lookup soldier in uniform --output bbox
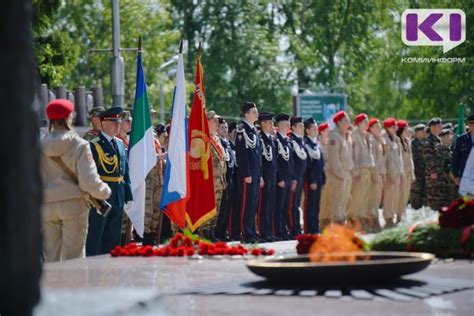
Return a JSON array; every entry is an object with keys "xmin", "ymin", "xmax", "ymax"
[
  {"xmin": 367, "ymin": 118, "xmax": 385, "ymax": 232},
  {"xmin": 423, "ymin": 118, "xmax": 449, "ymax": 210},
  {"xmin": 155, "ymin": 124, "xmax": 172, "ymax": 242},
  {"xmin": 439, "ymin": 129, "xmax": 458, "ymax": 202},
  {"xmin": 273, "ymin": 114, "xmax": 293, "ymax": 239},
  {"xmin": 303, "ymin": 118, "xmax": 324, "ymax": 234},
  {"xmin": 382, "ymin": 118, "xmax": 403, "ymax": 228},
  {"xmin": 83, "ymin": 106, "xmax": 105, "ymax": 141},
  {"xmin": 452, "ymin": 114, "xmax": 474, "ymax": 191},
  {"xmin": 235, "ymin": 102, "xmax": 262, "ymax": 243},
  {"xmin": 227, "ymin": 122, "xmax": 242, "ymax": 241},
  {"xmin": 287, "ymin": 116, "xmax": 308, "ymax": 236},
  {"xmin": 116, "ymin": 110, "xmax": 132, "ymax": 147},
  {"xmin": 396, "ymin": 120, "xmax": 415, "ymax": 223},
  {"xmin": 86, "ymin": 107, "xmax": 134, "ymax": 256},
  {"xmin": 214, "ymin": 117, "xmax": 237, "ymax": 241},
  {"xmin": 348, "ymin": 113, "xmax": 374, "ymax": 230},
  {"xmin": 256, "ymin": 112, "xmax": 277, "ymax": 241},
  {"xmin": 327, "ymin": 111, "xmax": 353, "ymax": 225},
  {"xmin": 143, "ymin": 123, "xmax": 167, "ymax": 245},
  {"xmin": 317, "ymin": 123, "xmax": 331, "ymax": 231},
  {"xmin": 410, "ymin": 124, "xmax": 427, "ymax": 209}
]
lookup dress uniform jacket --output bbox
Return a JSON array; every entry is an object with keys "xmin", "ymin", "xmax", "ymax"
[
  {"xmin": 275, "ymin": 132, "xmax": 293, "ymax": 237},
  {"xmin": 258, "ymin": 132, "xmax": 277, "ymax": 239},
  {"xmin": 86, "ymin": 132, "xmax": 133, "ymax": 256},
  {"xmin": 288, "ymin": 133, "xmax": 308, "ymax": 235},
  {"xmin": 303, "ymin": 136, "xmax": 324, "ymax": 233}
]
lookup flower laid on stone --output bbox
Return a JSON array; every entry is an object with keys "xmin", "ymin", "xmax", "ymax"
[{"xmin": 110, "ymin": 232, "xmax": 275, "ymax": 258}]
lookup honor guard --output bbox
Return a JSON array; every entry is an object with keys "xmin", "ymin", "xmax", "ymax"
[
  {"xmin": 256, "ymin": 112, "xmax": 277, "ymax": 241},
  {"xmin": 83, "ymin": 106, "xmax": 105, "ymax": 141},
  {"xmin": 410, "ymin": 124, "xmax": 427, "ymax": 209},
  {"xmin": 303, "ymin": 118, "xmax": 324, "ymax": 234},
  {"xmin": 86, "ymin": 107, "xmax": 134, "ymax": 256},
  {"xmin": 214, "ymin": 118, "xmax": 237, "ymax": 241},
  {"xmin": 235, "ymin": 101, "xmax": 262, "ymax": 243},
  {"xmin": 274, "ymin": 114, "xmax": 293, "ymax": 240},
  {"xmin": 227, "ymin": 122, "xmax": 242, "ymax": 241},
  {"xmin": 287, "ymin": 117, "xmax": 307, "ymax": 237}
]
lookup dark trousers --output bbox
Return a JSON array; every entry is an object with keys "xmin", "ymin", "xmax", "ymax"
[
  {"xmin": 303, "ymin": 181, "xmax": 322, "ymax": 234},
  {"xmin": 257, "ymin": 175, "xmax": 276, "ymax": 238},
  {"xmin": 86, "ymin": 206, "xmax": 123, "ymax": 256},
  {"xmin": 240, "ymin": 175, "xmax": 260, "ymax": 240},
  {"xmin": 274, "ymin": 179, "xmax": 291, "ymax": 237},
  {"xmin": 214, "ymin": 179, "xmax": 234, "ymax": 238},
  {"xmin": 229, "ymin": 173, "xmax": 241, "ymax": 240},
  {"xmin": 288, "ymin": 178, "xmax": 304, "ymax": 236}
]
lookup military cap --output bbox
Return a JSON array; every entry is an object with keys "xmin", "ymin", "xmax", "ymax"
[
  {"xmin": 427, "ymin": 117, "xmax": 442, "ymax": 126},
  {"xmin": 439, "ymin": 129, "xmax": 451, "ymax": 137},
  {"xmin": 414, "ymin": 124, "xmax": 426, "ymax": 132},
  {"xmin": 275, "ymin": 113, "xmax": 290, "ymax": 122},
  {"xmin": 228, "ymin": 122, "xmax": 237, "ymax": 133},
  {"xmin": 99, "ymin": 106, "xmax": 123, "ymax": 122},
  {"xmin": 149, "ymin": 106, "xmax": 157, "ymax": 114},
  {"xmin": 290, "ymin": 116, "xmax": 303, "ymax": 126},
  {"xmin": 303, "ymin": 117, "xmax": 316, "ymax": 129},
  {"xmin": 442, "ymin": 122, "xmax": 453, "ymax": 130},
  {"xmin": 155, "ymin": 123, "xmax": 166, "ymax": 136},
  {"xmin": 383, "ymin": 118, "xmax": 397, "ymax": 129},
  {"xmin": 368, "ymin": 118, "xmax": 380, "ymax": 129},
  {"xmin": 397, "ymin": 120, "xmax": 408, "ymax": 129},
  {"xmin": 354, "ymin": 113, "xmax": 368, "ymax": 125},
  {"xmin": 467, "ymin": 114, "xmax": 474, "ymax": 123},
  {"xmin": 333, "ymin": 111, "xmax": 348, "ymax": 124},
  {"xmin": 318, "ymin": 122, "xmax": 329, "ymax": 133},
  {"xmin": 88, "ymin": 106, "xmax": 105, "ymax": 118},
  {"xmin": 47, "ymin": 99, "xmax": 74, "ymax": 120},
  {"xmin": 121, "ymin": 110, "xmax": 131, "ymax": 121},
  {"xmin": 206, "ymin": 110, "xmax": 221, "ymax": 120},
  {"xmin": 258, "ymin": 112, "xmax": 274, "ymax": 122},
  {"xmin": 241, "ymin": 101, "xmax": 256, "ymax": 114}
]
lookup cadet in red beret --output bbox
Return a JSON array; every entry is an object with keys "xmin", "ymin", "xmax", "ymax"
[
  {"xmin": 317, "ymin": 121, "xmax": 331, "ymax": 230},
  {"xmin": 326, "ymin": 110, "xmax": 353, "ymax": 224},
  {"xmin": 396, "ymin": 119, "xmax": 414, "ymax": 224},
  {"xmin": 46, "ymin": 99, "xmax": 75, "ymax": 131},
  {"xmin": 367, "ymin": 118, "xmax": 384, "ymax": 232},
  {"xmin": 349, "ymin": 113, "xmax": 374, "ymax": 231},
  {"xmin": 382, "ymin": 117, "xmax": 403, "ymax": 228}
]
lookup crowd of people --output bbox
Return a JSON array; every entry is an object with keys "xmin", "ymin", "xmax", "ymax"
[{"xmin": 40, "ymin": 99, "xmax": 474, "ymax": 262}]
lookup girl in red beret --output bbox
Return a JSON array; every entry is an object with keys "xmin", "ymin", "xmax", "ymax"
[
  {"xmin": 366, "ymin": 118, "xmax": 384, "ymax": 232},
  {"xmin": 396, "ymin": 120, "xmax": 415, "ymax": 223},
  {"xmin": 382, "ymin": 118, "xmax": 404, "ymax": 228},
  {"xmin": 40, "ymin": 99, "xmax": 111, "ymax": 262},
  {"xmin": 317, "ymin": 122, "xmax": 331, "ymax": 231}
]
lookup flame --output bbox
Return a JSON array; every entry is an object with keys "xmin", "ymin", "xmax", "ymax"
[{"xmin": 309, "ymin": 224, "xmax": 366, "ymax": 263}]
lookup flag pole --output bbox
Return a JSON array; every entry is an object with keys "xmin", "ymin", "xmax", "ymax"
[
  {"xmin": 138, "ymin": 36, "xmax": 142, "ymax": 53},
  {"xmin": 179, "ymin": 40, "xmax": 183, "ymax": 54}
]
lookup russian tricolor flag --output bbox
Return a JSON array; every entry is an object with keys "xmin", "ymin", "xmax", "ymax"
[{"xmin": 160, "ymin": 48, "xmax": 189, "ymax": 228}]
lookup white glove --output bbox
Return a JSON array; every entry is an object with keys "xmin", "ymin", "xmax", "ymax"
[{"xmin": 124, "ymin": 201, "xmax": 134, "ymax": 212}]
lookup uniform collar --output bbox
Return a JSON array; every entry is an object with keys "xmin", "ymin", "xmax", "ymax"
[
  {"xmin": 101, "ymin": 131, "xmax": 115, "ymax": 143},
  {"xmin": 243, "ymin": 119, "xmax": 255, "ymax": 129},
  {"xmin": 278, "ymin": 131, "xmax": 288, "ymax": 139}
]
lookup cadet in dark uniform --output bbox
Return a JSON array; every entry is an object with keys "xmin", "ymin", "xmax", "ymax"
[
  {"xmin": 274, "ymin": 114, "xmax": 293, "ymax": 240},
  {"xmin": 423, "ymin": 118, "xmax": 449, "ymax": 210},
  {"xmin": 235, "ymin": 102, "xmax": 262, "ymax": 243},
  {"xmin": 257, "ymin": 112, "xmax": 277, "ymax": 241},
  {"xmin": 410, "ymin": 124, "xmax": 427, "ymax": 209},
  {"xmin": 214, "ymin": 118, "xmax": 237, "ymax": 241},
  {"xmin": 86, "ymin": 107, "xmax": 133, "ymax": 256},
  {"xmin": 303, "ymin": 118, "xmax": 324, "ymax": 234},
  {"xmin": 288, "ymin": 116, "xmax": 308, "ymax": 237},
  {"xmin": 452, "ymin": 114, "xmax": 474, "ymax": 189},
  {"xmin": 227, "ymin": 122, "xmax": 242, "ymax": 241}
]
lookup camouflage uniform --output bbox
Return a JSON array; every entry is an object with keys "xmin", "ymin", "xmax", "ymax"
[
  {"xmin": 83, "ymin": 106, "xmax": 104, "ymax": 142},
  {"xmin": 143, "ymin": 135, "xmax": 165, "ymax": 245},
  {"xmin": 440, "ymin": 143, "xmax": 458, "ymax": 203},
  {"xmin": 423, "ymin": 134, "xmax": 450, "ymax": 210},
  {"xmin": 83, "ymin": 129, "xmax": 100, "ymax": 142},
  {"xmin": 199, "ymin": 134, "xmax": 227, "ymax": 239},
  {"xmin": 410, "ymin": 138, "xmax": 426, "ymax": 209}
]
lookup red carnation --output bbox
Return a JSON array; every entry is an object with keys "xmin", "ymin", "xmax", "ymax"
[
  {"xmin": 251, "ymin": 248, "xmax": 262, "ymax": 256},
  {"xmin": 183, "ymin": 237, "xmax": 193, "ymax": 247},
  {"xmin": 121, "ymin": 249, "xmax": 130, "ymax": 256},
  {"xmin": 186, "ymin": 247, "xmax": 195, "ymax": 256},
  {"xmin": 175, "ymin": 233, "xmax": 184, "ymax": 241},
  {"xmin": 267, "ymin": 249, "xmax": 275, "ymax": 256}
]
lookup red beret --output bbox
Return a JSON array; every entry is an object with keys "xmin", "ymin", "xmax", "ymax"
[
  {"xmin": 397, "ymin": 120, "xmax": 408, "ymax": 129},
  {"xmin": 318, "ymin": 122, "xmax": 329, "ymax": 133},
  {"xmin": 383, "ymin": 118, "xmax": 397, "ymax": 129},
  {"xmin": 354, "ymin": 113, "xmax": 368, "ymax": 125},
  {"xmin": 368, "ymin": 118, "xmax": 379, "ymax": 129},
  {"xmin": 46, "ymin": 99, "xmax": 74, "ymax": 120},
  {"xmin": 333, "ymin": 111, "xmax": 348, "ymax": 124}
]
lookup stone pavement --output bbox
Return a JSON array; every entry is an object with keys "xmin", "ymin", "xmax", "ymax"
[{"xmin": 36, "ymin": 239, "xmax": 474, "ymax": 316}]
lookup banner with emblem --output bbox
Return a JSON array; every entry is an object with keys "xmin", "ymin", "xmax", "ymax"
[{"xmin": 186, "ymin": 51, "xmax": 217, "ymax": 232}]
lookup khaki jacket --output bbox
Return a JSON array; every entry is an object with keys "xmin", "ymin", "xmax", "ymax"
[
  {"xmin": 369, "ymin": 134, "xmax": 386, "ymax": 176},
  {"xmin": 400, "ymin": 137, "xmax": 415, "ymax": 173},
  {"xmin": 327, "ymin": 128, "xmax": 354, "ymax": 180},
  {"xmin": 382, "ymin": 132, "xmax": 404, "ymax": 175},
  {"xmin": 41, "ymin": 130, "xmax": 111, "ymax": 204},
  {"xmin": 351, "ymin": 128, "xmax": 374, "ymax": 175}
]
